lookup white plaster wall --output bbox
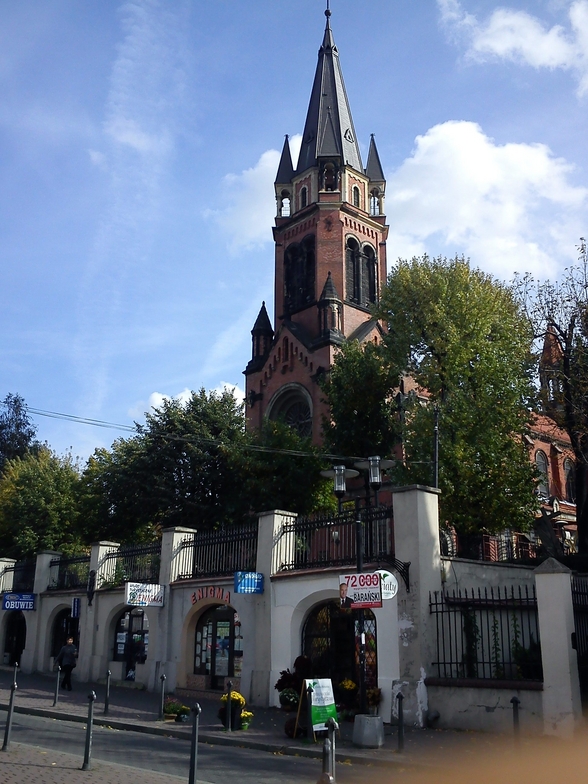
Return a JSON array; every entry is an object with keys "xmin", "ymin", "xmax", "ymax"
[{"xmin": 442, "ymin": 558, "xmax": 535, "ymax": 592}]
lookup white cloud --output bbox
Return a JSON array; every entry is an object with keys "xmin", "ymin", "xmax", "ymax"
[
  {"xmin": 128, "ymin": 387, "xmax": 192, "ymax": 419},
  {"xmin": 438, "ymin": 0, "xmax": 588, "ymax": 95},
  {"xmin": 207, "ymin": 134, "xmax": 302, "ymax": 255},
  {"xmin": 213, "ymin": 383, "xmax": 245, "ymax": 405},
  {"xmin": 386, "ymin": 120, "xmax": 587, "ymax": 279}
]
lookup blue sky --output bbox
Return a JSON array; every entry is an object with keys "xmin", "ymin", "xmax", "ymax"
[{"xmin": 1, "ymin": 0, "xmax": 587, "ymax": 460}]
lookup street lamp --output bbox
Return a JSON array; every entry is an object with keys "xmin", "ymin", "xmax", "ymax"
[
  {"xmin": 353, "ymin": 456, "xmax": 395, "ymax": 507},
  {"xmin": 320, "ymin": 465, "xmax": 359, "ymax": 513}
]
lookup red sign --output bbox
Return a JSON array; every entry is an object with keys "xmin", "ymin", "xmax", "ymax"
[{"xmin": 191, "ymin": 586, "xmax": 231, "ymax": 605}]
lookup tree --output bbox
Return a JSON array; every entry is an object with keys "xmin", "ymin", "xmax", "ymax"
[
  {"xmin": 373, "ymin": 255, "xmax": 538, "ymax": 534},
  {"xmin": 517, "ymin": 239, "xmax": 588, "ymax": 551},
  {"xmin": 320, "ymin": 340, "xmax": 398, "ymax": 458},
  {"xmin": 0, "ymin": 447, "xmax": 81, "ymax": 559},
  {"xmin": 0, "ymin": 393, "xmax": 39, "ymax": 474}
]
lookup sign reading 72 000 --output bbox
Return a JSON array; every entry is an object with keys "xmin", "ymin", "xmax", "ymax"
[
  {"xmin": 3, "ymin": 593, "xmax": 36, "ymax": 611},
  {"xmin": 339, "ymin": 573, "xmax": 382, "ymax": 609}
]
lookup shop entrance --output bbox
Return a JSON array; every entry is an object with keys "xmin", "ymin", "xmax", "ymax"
[
  {"xmin": 51, "ymin": 609, "xmax": 79, "ymax": 658},
  {"xmin": 194, "ymin": 605, "xmax": 242, "ymax": 689},
  {"xmin": 3, "ymin": 610, "xmax": 26, "ymax": 666}
]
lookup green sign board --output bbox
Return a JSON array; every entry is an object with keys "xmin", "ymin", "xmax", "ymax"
[{"xmin": 306, "ymin": 679, "xmax": 338, "ymax": 730}]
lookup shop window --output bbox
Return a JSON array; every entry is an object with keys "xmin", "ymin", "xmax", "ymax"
[
  {"xmin": 535, "ymin": 451, "xmax": 549, "ymax": 497},
  {"xmin": 113, "ymin": 608, "xmax": 149, "ymax": 680},
  {"xmin": 194, "ymin": 605, "xmax": 243, "ymax": 689}
]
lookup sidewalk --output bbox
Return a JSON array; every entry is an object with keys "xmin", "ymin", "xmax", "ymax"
[{"xmin": 0, "ymin": 667, "xmax": 553, "ymax": 770}]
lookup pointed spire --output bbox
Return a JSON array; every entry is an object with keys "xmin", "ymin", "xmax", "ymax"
[
  {"xmin": 319, "ymin": 271, "xmax": 340, "ymax": 302},
  {"xmin": 365, "ymin": 134, "xmax": 385, "ymax": 182},
  {"xmin": 252, "ymin": 302, "xmax": 273, "ymax": 335},
  {"xmin": 275, "ymin": 135, "xmax": 294, "ymax": 184},
  {"xmin": 296, "ymin": 10, "xmax": 363, "ymax": 174}
]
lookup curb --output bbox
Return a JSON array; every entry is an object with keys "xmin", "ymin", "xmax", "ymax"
[{"xmin": 0, "ymin": 702, "xmax": 424, "ymax": 770}]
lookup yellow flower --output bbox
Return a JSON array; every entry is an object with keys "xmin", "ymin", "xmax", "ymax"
[{"xmin": 220, "ymin": 690, "xmax": 246, "ymax": 707}]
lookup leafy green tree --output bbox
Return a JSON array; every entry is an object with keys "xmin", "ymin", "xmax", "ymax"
[
  {"xmin": 0, "ymin": 393, "xmax": 39, "ymax": 474},
  {"xmin": 517, "ymin": 239, "xmax": 588, "ymax": 551},
  {"xmin": 320, "ymin": 340, "xmax": 398, "ymax": 458},
  {"xmin": 373, "ymin": 255, "xmax": 538, "ymax": 534},
  {"xmin": 0, "ymin": 447, "xmax": 81, "ymax": 559}
]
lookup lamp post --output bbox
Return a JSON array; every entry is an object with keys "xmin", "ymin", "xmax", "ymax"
[{"xmin": 320, "ymin": 465, "xmax": 358, "ymax": 513}]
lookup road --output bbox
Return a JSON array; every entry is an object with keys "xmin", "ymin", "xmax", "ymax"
[{"xmin": 1, "ymin": 711, "xmax": 382, "ymax": 784}]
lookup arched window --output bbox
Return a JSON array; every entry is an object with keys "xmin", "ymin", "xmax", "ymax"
[
  {"xmin": 323, "ymin": 162, "xmax": 337, "ymax": 191},
  {"xmin": 113, "ymin": 608, "xmax": 149, "ymax": 679},
  {"xmin": 535, "ymin": 451, "xmax": 549, "ymax": 497},
  {"xmin": 565, "ymin": 458, "xmax": 576, "ymax": 503},
  {"xmin": 194, "ymin": 605, "xmax": 243, "ymax": 688},
  {"xmin": 51, "ymin": 608, "xmax": 79, "ymax": 658},
  {"xmin": 303, "ymin": 601, "xmax": 377, "ymax": 689},
  {"xmin": 280, "ymin": 190, "xmax": 291, "ymax": 218},
  {"xmin": 352, "ymin": 186, "xmax": 360, "ymax": 208},
  {"xmin": 369, "ymin": 189, "xmax": 380, "ymax": 216},
  {"xmin": 284, "ymin": 235, "xmax": 315, "ymax": 314},
  {"xmin": 345, "ymin": 237, "xmax": 360, "ymax": 303},
  {"xmin": 362, "ymin": 245, "xmax": 377, "ymax": 305},
  {"xmin": 300, "ymin": 187, "xmax": 307, "ymax": 209},
  {"xmin": 268, "ymin": 385, "xmax": 312, "ymax": 438}
]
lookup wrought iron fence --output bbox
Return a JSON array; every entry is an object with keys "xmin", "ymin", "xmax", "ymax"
[
  {"xmin": 47, "ymin": 554, "xmax": 91, "ymax": 591},
  {"xmin": 174, "ymin": 522, "xmax": 259, "ymax": 580},
  {"xmin": 100, "ymin": 543, "xmax": 161, "ymax": 588},
  {"xmin": 572, "ymin": 576, "xmax": 588, "ymax": 703},
  {"xmin": 441, "ymin": 529, "xmax": 540, "ymax": 564},
  {"xmin": 0, "ymin": 560, "xmax": 36, "ymax": 593},
  {"xmin": 272, "ymin": 506, "xmax": 394, "ymax": 573},
  {"xmin": 430, "ymin": 585, "xmax": 542, "ymax": 682}
]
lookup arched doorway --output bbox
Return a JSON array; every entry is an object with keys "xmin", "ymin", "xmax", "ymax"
[
  {"xmin": 51, "ymin": 608, "xmax": 79, "ymax": 658},
  {"xmin": 112, "ymin": 608, "xmax": 149, "ymax": 681},
  {"xmin": 194, "ymin": 605, "xmax": 242, "ymax": 689},
  {"xmin": 3, "ymin": 611, "xmax": 26, "ymax": 666},
  {"xmin": 303, "ymin": 602, "xmax": 377, "ymax": 688}
]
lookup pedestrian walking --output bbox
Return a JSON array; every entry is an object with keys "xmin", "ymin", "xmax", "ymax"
[{"xmin": 55, "ymin": 636, "xmax": 78, "ymax": 691}]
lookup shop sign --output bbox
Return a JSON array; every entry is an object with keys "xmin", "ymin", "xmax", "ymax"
[
  {"xmin": 306, "ymin": 679, "xmax": 338, "ymax": 730},
  {"xmin": 191, "ymin": 586, "xmax": 231, "ymax": 605},
  {"xmin": 71, "ymin": 597, "xmax": 81, "ymax": 618},
  {"xmin": 3, "ymin": 593, "xmax": 36, "ymax": 611},
  {"xmin": 234, "ymin": 572, "xmax": 264, "ymax": 594},
  {"xmin": 125, "ymin": 582, "xmax": 164, "ymax": 607},
  {"xmin": 375, "ymin": 569, "xmax": 398, "ymax": 600},
  {"xmin": 339, "ymin": 572, "xmax": 382, "ymax": 609}
]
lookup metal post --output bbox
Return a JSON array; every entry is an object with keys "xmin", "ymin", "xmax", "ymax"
[
  {"xmin": 53, "ymin": 665, "xmax": 61, "ymax": 707},
  {"xmin": 397, "ymin": 692, "xmax": 404, "ymax": 752},
  {"xmin": 327, "ymin": 716, "xmax": 338, "ymax": 782},
  {"xmin": 511, "ymin": 696, "xmax": 520, "ymax": 746},
  {"xmin": 158, "ymin": 673, "xmax": 166, "ymax": 720},
  {"xmin": 317, "ymin": 736, "xmax": 334, "ymax": 784},
  {"xmin": 81, "ymin": 691, "xmax": 96, "ymax": 770},
  {"xmin": 433, "ymin": 405, "xmax": 440, "ymax": 489},
  {"xmin": 306, "ymin": 683, "xmax": 314, "ymax": 740},
  {"xmin": 104, "ymin": 669, "xmax": 111, "ymax": 716},
  {"xmin": 356, "ymin": 517, "xmax": 366, "ymax": 715},
  {"xmin": 1, "ymin": 663, "xmax": 18, "ymax": 752},
  {"xmin": 226, "ymin": 680, "xmax": 233, "ymax": 732},
  {"xmin": 188, "ymin": 703, "xmax": 201, "ymax": 784}
]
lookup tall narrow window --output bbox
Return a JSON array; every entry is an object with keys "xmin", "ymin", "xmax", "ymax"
[
  {"xmin": 345, "ymin": 238, "xmax": 360, "ymax": 303},
  {"xmin": 369, "ymin": 189, "xmax": 380, "ymax": 216},
  {"xmin": 284, "ymin": 235, "xmax": 315, "ymax": 314},
  {"xmin": 535, "ymin": 451, "xmax": 549, "ymax": 497},
  {"xmin": 362, "ymin": 246, "xmax": 377, "ymax": 305},
  {"xmin": 280, "ymin": 190, "xmax": 291, "ymax": 217},
  {"xmin": 300, "ymin": 187, "xmax": 307, "ymax": 209},
  {"xmin": 564, "ymin": 458, "xmax": 576, "ymax": 503},
  {"xmin": 352, "ymin": 186, "xmax": 360, "ymax": 208}
]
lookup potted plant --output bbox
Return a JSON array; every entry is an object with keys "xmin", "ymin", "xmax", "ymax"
[
  {"xmin": 163, "ymin": 696, "xmax": 184, "ymax": 720},
  {"xmin": 240, "ymin": 710, "xmax": 254, "ymax": 729},
  {"xmin": 175, "ymin": 704, "xmax": 191, "ymax": 722},
  {"xmin": 366, "ymin": 687, "xmax": 382, "ymax": 715},
  {"xmin": 218, "ymin": 689, "xmax": 247, "ymax": 730},
  {"xmin": 279, "ymin": 687, "xmax": 300, "ymax": 711}
]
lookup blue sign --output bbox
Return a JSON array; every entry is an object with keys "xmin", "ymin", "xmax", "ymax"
[
  {"xmin": 3, "ymin": 593, "xmax": 36, "ymax": 611},
  {"xmin": 71, "ymin": 597, "xmax": 81, "ymax": 618},
  {"xmin": 234, "ymin": 572, "xmax": 264, "ymax": 594}
]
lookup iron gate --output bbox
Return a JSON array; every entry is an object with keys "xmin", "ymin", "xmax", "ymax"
[{"xmin": 572, "ymin": 576, "xmax": 588, "ymax": 706}]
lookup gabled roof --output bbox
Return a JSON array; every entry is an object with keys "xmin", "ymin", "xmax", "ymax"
[
  {"xmin": 348, "ymin": 319, "xmax": 384, "ymax": 343},
  {"xmin": 365, "ymin": 134, "xmax": 385, "ymax": 183},
  {"xmin": 296, "ymin": 10, "xmax": 363, "ymax": 175},
  {"xmin": 275, "ymin": 136, "xmax": 294, "ymax": 185}
]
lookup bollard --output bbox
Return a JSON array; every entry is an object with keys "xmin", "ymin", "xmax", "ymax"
[
  {"xmin": 397, "ymin": 692, "xmax": 404, "ymax": 752},
  {"xmin": 188, "ymin": 703, "xmax": 201, "ymax": 784},
  {"xmin": 327, "ymin": 716, "xmax": 338, "ymax": 782},
  {"xmin": 510, "ymin": 696, "xmax": 521, "ymax": 746},
  {"xmin": 226, "ymin": 680, "xmax": 233, "ymax": 732},
  {"xmin": 104, "ymin": 669, "xmax": 111, "ymax": 716},
  {"xmin": 316, "ymin": 736, "xmax": 334, "ymax": 784},
  {"xmin": 306, "ymin": 683, "xmax": 314, "ymax": 741},
  {"xmin": 81, "ymin": 691, "xmax": 97, "ymax": 770},
  {"xmin": 1, "ymin": 662, "xmax": 18, "ymax": 752},
  {"xmin": 53, "ymin": 665, "xmax": 61, "ymax": 707},
  {"xmin": 158, "ymin": 673, "xmax": 167, "ymax": 720}
]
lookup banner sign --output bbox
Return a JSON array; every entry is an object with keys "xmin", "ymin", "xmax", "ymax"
[
  {"xmin": 376, "ymin": 569, "xmax": 398, "ymax": 600},
  {"xmin": 306, "ymin": 679, "xmax": 338, "ymax": 730},
  {"xmin": 125, "ymin": 582, "xmax": 164, "ymax": 607},
  {"xmin": 3, "ymin": 593, "xmax": 35, "ymax": 611},
  {"xmin": 234, "ymin": 572, "xmax": 264, "ymax": 594},
  {"xmin": 71, "ymin": 597, "xmax": 81, "ymax": 618},
  {"xmin": 339, "ymin": 572, "xmax": 382, "ymax": 609}
]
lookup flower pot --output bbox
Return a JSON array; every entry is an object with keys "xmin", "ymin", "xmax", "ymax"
[
  {"xmin": 218, "ymin": 705, "xmax": 242, "ymax": 731},
  {"xmin": 175, "ymin": 713, "xmax": 190, "ymax": 723}
]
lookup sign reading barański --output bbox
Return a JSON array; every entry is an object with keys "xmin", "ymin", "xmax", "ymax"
[
  {"xmin": 339, "ymin": 573, "xmax": 382, "ymax": 609},
  {"xmin": 125, "ymin": 582, "xmax": 164, "ymax": 607}
]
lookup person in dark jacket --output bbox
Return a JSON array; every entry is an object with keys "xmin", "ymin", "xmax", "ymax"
[{"xmin": 56, "ymin": 637, "xmax": 77, "ymax": 691}]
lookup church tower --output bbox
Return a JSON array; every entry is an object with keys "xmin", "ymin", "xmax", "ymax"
[{"xmin": 244, "ymin": 7, "xmax": 389, "ymax": 442}]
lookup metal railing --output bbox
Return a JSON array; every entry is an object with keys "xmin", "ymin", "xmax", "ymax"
[
  {"xmin": 47, "ymin": 554, "xmax": 91, "ymax": 591},
  {"xmin": 430, "ymin": 585, "xmax": 542, "ymax": 682},
  {"xmin": 100, "ymin": 543, "xmax": 161, "ymax": 588},
  {"xmin": 272, "ymin": 506, "xmax": 394, "ymax": 573},
  {"xmin": 0, "ymin": 560, "xmax": 36, "ymax": 593},
  {"xmin": 174, "ymin": 522, "xmax": 258, "ymax": 581},
  {"xmin": 441, "ymin": 529, "xmax": 541, "ymax": 564}
]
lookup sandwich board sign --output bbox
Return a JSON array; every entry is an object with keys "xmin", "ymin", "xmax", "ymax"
[{"xmin": 306, "ymin": 678, "xmax": 338, "ymax": 731}]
